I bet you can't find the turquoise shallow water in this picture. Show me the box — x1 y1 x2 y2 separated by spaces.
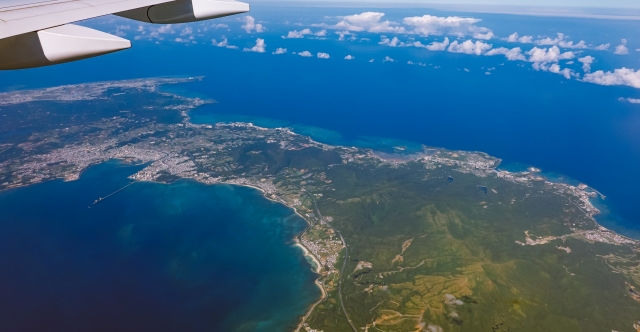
0 161 319 332
190 110 640 241
1 3 640 243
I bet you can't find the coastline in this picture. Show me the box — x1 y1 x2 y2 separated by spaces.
4 164 333 331
104 177 331 331
138 170 640 329
213 182 331 332
293 241 323 275
589 196 640 243
4 120 640 331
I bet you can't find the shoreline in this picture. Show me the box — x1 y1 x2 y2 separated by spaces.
213 182 330 332
3 171 331 332
217 120 634 235
588 196 640 243
293 241 323 275
4 119 640 331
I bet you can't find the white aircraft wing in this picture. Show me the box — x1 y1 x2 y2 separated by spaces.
0 0 175 40
0 0 250 69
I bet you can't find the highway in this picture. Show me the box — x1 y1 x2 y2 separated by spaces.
304 189 357 332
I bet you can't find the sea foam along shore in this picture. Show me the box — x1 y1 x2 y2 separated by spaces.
225 182 325 273
217 182 330 332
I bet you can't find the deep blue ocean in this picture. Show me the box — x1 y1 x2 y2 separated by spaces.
1 4 640 330
0 161 319 331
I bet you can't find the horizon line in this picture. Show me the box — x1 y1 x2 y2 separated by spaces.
249 1 640 20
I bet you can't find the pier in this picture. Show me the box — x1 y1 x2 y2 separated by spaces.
92 181 137 205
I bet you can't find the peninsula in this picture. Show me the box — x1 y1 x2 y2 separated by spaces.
0 78 639 332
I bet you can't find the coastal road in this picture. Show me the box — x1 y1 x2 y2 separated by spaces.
304 189 357 332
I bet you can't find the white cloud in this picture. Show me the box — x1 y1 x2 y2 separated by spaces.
536 33 564 46
583 68 640 88
558 40 588 49
382 56 396 62
241 16 265 33
485 47 526 61
321 12 406 33
403 15 491 38
114 25 130 37
578 55 595 72
614 39 629 55
212 37 238 49
527 46 575 63
547 64 574 79
506 32 533 43
414 37 450 51
243 38 266 53
473 31 495 40
407 60 427 67
273 47 287 54
379 36 403 47
157 25 174 34
619 97 640 104
527 46 579 79
369 59 375 62
336 31 357 41
283 28 326 39
344 55 355 60
444 294 464 306
594 43 610 51
427 39 450 51
317 52 330 59
134 24 175 41
174 37 196 44
535 33 588 49
212 23 228 29
180 27 193 36
174 32 196 44
296 15 495 44
447 40 492 55
531 62 575 79
284 28 312 39
298 51 313 57
519 36 534 43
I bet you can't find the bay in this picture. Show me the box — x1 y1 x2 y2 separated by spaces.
0 161 319 332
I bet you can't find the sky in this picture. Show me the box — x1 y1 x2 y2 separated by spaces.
253 0 640 11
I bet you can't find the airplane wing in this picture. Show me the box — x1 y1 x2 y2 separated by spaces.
0 0 176 40
0 0 250 69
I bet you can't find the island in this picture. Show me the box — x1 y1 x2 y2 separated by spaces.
0 77 639 332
